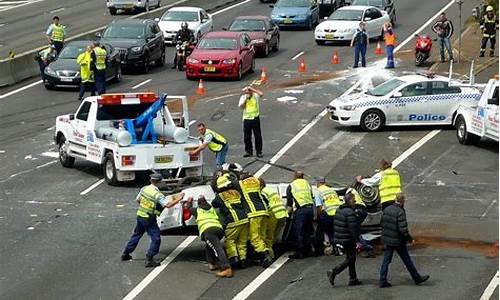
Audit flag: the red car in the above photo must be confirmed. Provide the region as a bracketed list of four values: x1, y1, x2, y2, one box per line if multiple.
[185, 31, 255, 80]
[225, 16, 280, 57]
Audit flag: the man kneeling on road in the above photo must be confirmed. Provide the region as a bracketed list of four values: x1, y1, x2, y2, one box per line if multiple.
[122, 174, 183, 267]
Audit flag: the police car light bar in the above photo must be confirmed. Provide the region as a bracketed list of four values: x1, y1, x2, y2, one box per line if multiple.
[98, 92, 157, 105]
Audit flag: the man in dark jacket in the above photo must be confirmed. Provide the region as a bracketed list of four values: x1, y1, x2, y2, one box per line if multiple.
[379, 194, 429, 288]
[326, 193, 362, 286]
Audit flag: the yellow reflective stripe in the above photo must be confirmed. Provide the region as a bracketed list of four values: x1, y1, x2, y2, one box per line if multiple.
[137, 185, 162, 216]
[262, 187, 287, 219]
[379, 168, 402, 203]
[291, 179, 313, 207]
[197, 207, 222, 236]
[205, 129, 226, 152]
[94, 47, 107, 70]
[243, 95, 259, 120]
[51, 25, 65, 41]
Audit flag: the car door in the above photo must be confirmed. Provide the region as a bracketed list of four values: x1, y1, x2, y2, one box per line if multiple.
[71, 101, 92, 151]
[310, 0, 319, 24]
[364, 8, 384, 37]
[146, 23, 162, 60]
[267, 19, 279, 47]
[239, 34, 250, 69]
[428, 81, 463, 123]
[387, 81, 431, 124]
[485, 86, 499, 138]
[103, 44, 115, 80]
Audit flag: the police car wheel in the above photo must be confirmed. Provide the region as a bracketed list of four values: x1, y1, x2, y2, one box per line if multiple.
[58, 136, 75, 168]
[103, 152, 119, 186]
[361, 110, 385, 131]
[456, 116, 480, 145]
[109, 8, 117, 15]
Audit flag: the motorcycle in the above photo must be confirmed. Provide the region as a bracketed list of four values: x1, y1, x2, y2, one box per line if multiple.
[175, 40, 193, 71]
[414, 34, 433, 67]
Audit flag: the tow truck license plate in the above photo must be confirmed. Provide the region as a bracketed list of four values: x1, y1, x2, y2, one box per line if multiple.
[284, 18, 293, 24]
[155, 155, 173, 164]
[204, 66, 216, 72]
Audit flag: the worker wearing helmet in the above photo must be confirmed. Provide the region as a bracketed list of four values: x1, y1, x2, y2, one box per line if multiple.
[260, 178, 288, 259]
[480, 6, 498, 57]
[172, 22, 195, 68]
[211, 173, 250, 269]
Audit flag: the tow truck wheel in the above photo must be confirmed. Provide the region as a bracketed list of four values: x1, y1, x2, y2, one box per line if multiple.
[103, 152, 119, 186]
[361, 109, 385, 131]
[109, 8, 117, 15]
[58, 136, 75, 168]
[456, 116, 480, 145]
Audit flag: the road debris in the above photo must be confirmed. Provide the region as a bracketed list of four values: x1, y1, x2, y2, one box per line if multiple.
[289, 277, 303, 284]
[436, 180, 446, 186]
[284, 89, 304, 94]
[277, 96, 298, 103]
[388, 135, 400, 140]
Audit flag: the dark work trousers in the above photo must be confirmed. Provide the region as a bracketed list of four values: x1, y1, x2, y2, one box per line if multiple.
[292, 205, 314, 254]
[317, 213, 334, 243]
[333, 243, 357, 279]
[79, 81, 96, 100]
[380, 244, 422, 283]
[38, 60, 47, 81]
[353, 43, 367, 67]
[480, 36, 496, 54]
[202, 227, 230, 269]
[124, 216, 161, 258]
[52, 41, 64, 55]
[243, 117, 263, 155]
[94, 69, 106, 95]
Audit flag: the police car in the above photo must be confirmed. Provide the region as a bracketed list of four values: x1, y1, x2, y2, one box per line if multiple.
[327, 74, 482, 131]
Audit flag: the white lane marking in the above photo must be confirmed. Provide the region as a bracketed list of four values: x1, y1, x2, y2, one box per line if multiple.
[41, 151, 59, 158]
[211, 0, 253, 16]
[480, 270, 499, 300]
[480, 200, 497, 219]
[36, 160, 57, 169]
[131, 79, 152, 90]
[0, 0, 44, 12]
[0, 80, 42, 99]
[80, 179, 105, 196]
[188, 119, 197, 126]
[49, 7, 64, 13]
[0, 159, 58, 183]
[206, 93, 238, 103]
[392, 130, 441, 167]
[291, 51, 304, 61]
[122, 236, 197, 300]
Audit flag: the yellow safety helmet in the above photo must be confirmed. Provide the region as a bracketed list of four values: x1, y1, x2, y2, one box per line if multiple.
[486, 6, 494, 12]
[216, 173, 231, 189]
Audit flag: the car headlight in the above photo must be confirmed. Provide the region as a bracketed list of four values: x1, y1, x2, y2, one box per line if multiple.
[339, 105, 356, 111]
[271, 14, 278, 18]
[222, 58, 236, 65]
[315, 28, 324, 33]
[131, 46, 142, 53]
[340, 28, 355, 33]
[187, 57, 199, 64]
[44, 67, 56, 76]
[254, 39, 265, 44]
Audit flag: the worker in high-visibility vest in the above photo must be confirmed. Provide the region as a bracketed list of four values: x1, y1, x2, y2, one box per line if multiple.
[238, 86, 264, 158]
[356, 159, 402, 210]
[260, 178, 288, 259]
[92, 41, 108, 95]
[34, 44, 56, 81]
[211, 173, 250, 269]
[184, 195, 233, 278]
[77, 45, 96, 101]
[480, 6, 498, 57]
[122, 173, 184, 268]
[45, 16, 66, 55]
[314, 177, 343, 256]
[383, 22, 396, 69]
[190, 123, 228, 167]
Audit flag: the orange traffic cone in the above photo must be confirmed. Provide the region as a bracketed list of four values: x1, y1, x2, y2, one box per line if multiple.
[298, 58, 307, 73]
[260, 68, 268, 84]
[375, 42, 384, 55]
[196, 79, 206, 95]
[331, 51, 340, 65]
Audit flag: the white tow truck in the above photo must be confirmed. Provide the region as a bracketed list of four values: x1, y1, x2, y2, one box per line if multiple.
[454, 76, 499, 145]
[54, 92, 203, 185]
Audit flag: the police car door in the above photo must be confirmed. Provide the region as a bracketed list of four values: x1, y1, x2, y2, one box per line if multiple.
[485, 86, 499, 139]
[428, 81, 463, 124]
[389, 81, 430, 124]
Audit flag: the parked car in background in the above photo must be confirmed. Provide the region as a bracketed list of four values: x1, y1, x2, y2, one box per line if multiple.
[185, 31, 255, 80]
[351, 0, 396, 24]
[44, 40, 121, 90]
[99, 19, 165, 73]
[224, 16, 280, 57]
[156, 6, 213, 45]
[270, 0, 320, 30]
[105, 0, 161, 15]
[318, 0, 345, 19]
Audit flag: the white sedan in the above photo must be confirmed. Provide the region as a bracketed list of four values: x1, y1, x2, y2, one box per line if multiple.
[327, 74, 482, 131]
[314, 5, 389, 44]
[156, 6, 213, 45]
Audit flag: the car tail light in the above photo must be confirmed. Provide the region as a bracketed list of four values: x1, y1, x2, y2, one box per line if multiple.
[184, 147, 199, 161]
[121, 155, 136, 166]
[182, 207, 192, 221]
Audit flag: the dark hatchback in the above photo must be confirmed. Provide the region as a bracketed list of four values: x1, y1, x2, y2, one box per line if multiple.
[224, 16, 279, 57]
[99, 19, 165, 73]
[44, 40, 121, 90]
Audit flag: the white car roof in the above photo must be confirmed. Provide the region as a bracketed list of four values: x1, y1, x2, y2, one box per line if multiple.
[167, 6, 203, 12]
[397, 74, 450, 84]
[337, 5, 374, 11]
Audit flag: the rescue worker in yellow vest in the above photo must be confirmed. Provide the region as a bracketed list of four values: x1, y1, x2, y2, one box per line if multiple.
[122, 173, 183, 267]
[92, 41, 108, 95]
[184, 195, 233, 278]
[77, 45, 96, 101]
[286, 171, 315, 259]
[314, 177, 343, 256]
[211, 173, 250, 269]
[480, 6, 498, 57]
[238, 86, 264, 158]
[259, 178, 288, 259]
[356, 159, 402, 210]
[45, 16, 66, 55]
[383, 22, 396, 69]
[190, 123, 228, 167]
[232, 172, 273, 267]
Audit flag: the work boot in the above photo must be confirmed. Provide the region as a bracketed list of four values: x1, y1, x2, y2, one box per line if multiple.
[208, 262, 218, 271]
[243, 153, 252, 158]
[480, 51, 485, 57]
[415, 275, 430, 285]
[326, 269, 336, 286]
[256, 153, 263, 158]
[216, 267, 233, 278]
[229, 257, 240, 269]
[261, 252, 273, 268]
[239, 259, 248, 269]
[379, 281, 392, 288]
[288, 251, 304, 259]
[121, 253, 132, 261]
[145, 256, 160, 268]
[348, 279, 363, 286]
[490, 51, 495, 57]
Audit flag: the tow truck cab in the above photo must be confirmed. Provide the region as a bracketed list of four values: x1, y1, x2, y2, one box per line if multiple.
[54, 92, 203, 185]
[454, 77, 499, 145]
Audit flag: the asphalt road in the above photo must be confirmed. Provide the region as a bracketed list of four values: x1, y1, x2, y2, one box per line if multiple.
[0, 0, 498, 299]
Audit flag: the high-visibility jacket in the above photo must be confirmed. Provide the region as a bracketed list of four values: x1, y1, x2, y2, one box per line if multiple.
[242, 95, 260, 120]
[77, 51, 94, 82]
[379, 168, 402, 204]
[136, 185, 163, 218]
[384, 32, 396, 46]
[196, 207, 223, 236]
[218, 189, 248, 228]
[261, 186, 288, 219]
[94, 46, 107, 70]
[318, 184, 342, 216]
[481, 15, 498, 37]
[347, 187, 366, 207]
[38, 47, 53, 61]
[204, 128, 226, 152]
[290, 178, 314, 208]
[51, 24, 65, 42]
[238, 176, 268, 218]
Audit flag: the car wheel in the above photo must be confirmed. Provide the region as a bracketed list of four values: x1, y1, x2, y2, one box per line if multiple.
[113, 65, 122, 83]
[103, 152, 119, 186]
[109, 8, 117, 15]
[456, 116, 480, 145]
[316, 39, 325, 45]
[156, 50, 165, 66]
[360, 109, 385, 131]
[273, 37, 280, 51]
[236, 62, 243, 81]
[58, 136, 75, 168]
[142, 54, 150, 74]
[44, 82, 55, 90]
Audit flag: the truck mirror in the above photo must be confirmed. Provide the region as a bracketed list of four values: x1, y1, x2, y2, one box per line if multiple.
[69, 114, 75, 120]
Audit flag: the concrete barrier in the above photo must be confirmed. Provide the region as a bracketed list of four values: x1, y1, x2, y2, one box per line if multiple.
[0, 0, 242, 87]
